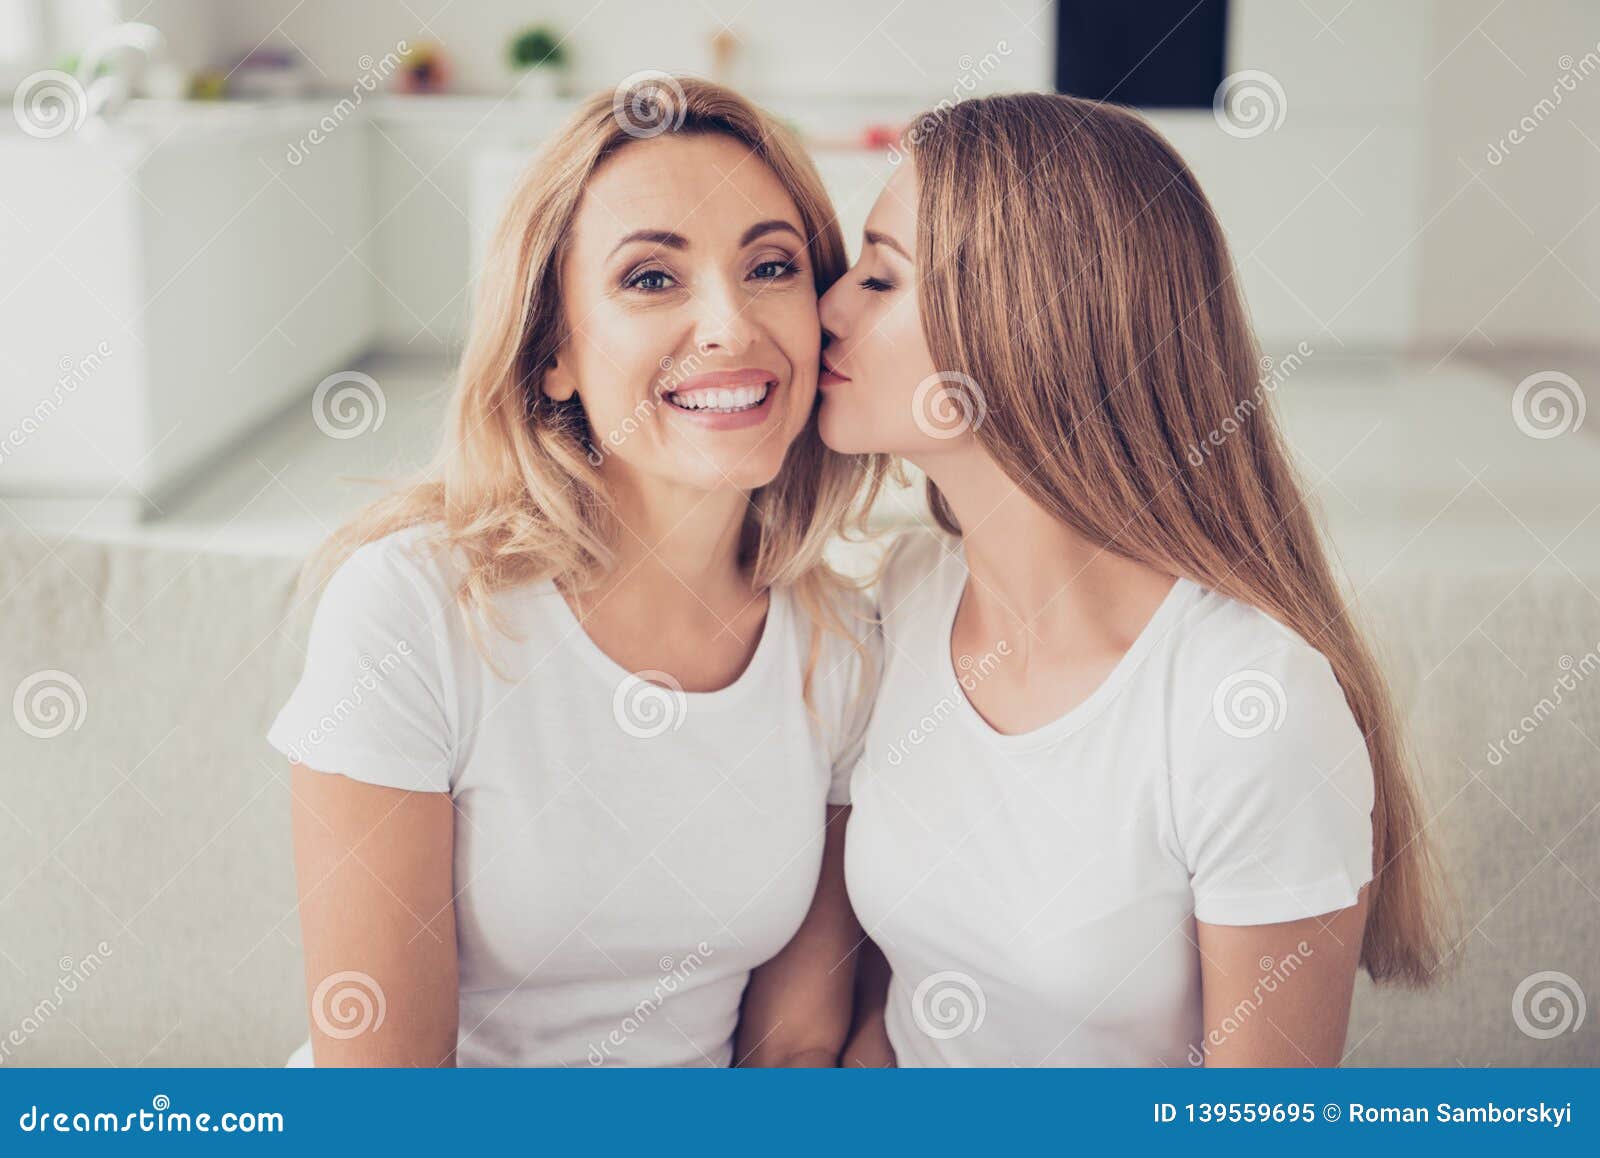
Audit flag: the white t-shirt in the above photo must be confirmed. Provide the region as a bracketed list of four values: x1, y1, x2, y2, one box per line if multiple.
[267, 523, 876, 1067]
[843, 530, 1375, 1067]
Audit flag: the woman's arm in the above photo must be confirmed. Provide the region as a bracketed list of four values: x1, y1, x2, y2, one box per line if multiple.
[735, 804, 859, 1066]
[839, 936, 895, 1067]
[1194, 885, 1370, 1066]
[290, 762, 459, 1066]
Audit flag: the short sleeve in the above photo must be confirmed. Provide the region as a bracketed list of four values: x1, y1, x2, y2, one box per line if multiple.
[820, 594, 884, 807]
[1171, 642, 1375, 925]
[267, 537, 457, 793]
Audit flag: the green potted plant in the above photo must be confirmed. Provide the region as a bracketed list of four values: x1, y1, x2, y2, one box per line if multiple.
[507, 26, 566, 99]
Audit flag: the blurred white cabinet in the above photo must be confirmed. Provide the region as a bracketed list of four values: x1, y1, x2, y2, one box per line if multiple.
[0, 103, 375, 524]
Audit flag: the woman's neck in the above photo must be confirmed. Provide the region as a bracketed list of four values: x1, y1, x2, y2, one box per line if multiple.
[915, 445, 1175, 659]
[578, 469, 756, 619]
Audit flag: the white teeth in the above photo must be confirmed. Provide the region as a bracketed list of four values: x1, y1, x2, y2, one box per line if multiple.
[667, 382, 771, 412]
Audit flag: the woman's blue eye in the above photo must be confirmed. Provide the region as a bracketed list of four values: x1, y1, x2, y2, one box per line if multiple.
[752, 259, 799, 281]
[626, 269, 674, 291]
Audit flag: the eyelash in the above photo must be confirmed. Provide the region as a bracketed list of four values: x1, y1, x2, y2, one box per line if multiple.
[622, 258, 803, 293]
[859, 276, 894, 292]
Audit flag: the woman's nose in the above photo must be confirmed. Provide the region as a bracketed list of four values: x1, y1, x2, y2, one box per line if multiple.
[818, 281, 847, 339]
[693, 281, 758, 354]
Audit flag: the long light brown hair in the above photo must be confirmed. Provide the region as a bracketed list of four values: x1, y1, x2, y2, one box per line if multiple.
[909, 92, 1448, 985]
[304, 78, 885, 688]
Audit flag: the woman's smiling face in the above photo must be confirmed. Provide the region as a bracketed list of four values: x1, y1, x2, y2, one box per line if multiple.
[816, 161, 947, 458]
[544, 132, 823, 496]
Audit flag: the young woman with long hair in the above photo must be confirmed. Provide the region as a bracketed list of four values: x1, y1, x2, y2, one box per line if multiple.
[266, 78, 884, 1067]
[820, 92, 1449, 1067]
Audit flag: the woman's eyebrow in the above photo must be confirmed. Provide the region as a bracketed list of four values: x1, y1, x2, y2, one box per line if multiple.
[607, 228, 689, 259]
[606, 220, 801, 259]
[863, 229, 911, 260]
[738, 219, 804, 247]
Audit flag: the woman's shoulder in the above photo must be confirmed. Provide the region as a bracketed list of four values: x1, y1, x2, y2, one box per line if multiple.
[323, 521, 459, 603]
[1163, 582, 1360, 752]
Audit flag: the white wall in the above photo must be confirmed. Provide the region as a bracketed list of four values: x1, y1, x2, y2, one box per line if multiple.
[1415, 0, 1600, 355]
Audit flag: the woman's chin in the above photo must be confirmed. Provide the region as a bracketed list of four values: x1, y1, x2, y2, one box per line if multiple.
[818, 407, 870, 456]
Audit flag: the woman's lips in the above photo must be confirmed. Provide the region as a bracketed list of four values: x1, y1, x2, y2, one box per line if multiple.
[660, 368, 781, 432]
[819, 358, 851, 390]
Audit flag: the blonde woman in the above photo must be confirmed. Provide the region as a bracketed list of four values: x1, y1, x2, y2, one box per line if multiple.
[820, 93, 1448, 1067]
[266, 79, 883, 1067]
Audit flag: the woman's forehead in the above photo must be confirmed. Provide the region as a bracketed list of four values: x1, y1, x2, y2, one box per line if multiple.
[577, 134, 802, 253]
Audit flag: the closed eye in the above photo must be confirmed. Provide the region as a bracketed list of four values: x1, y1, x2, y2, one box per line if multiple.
[859, 276, 894, 292]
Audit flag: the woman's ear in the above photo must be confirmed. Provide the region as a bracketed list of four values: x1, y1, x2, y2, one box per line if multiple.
[542, 355, 577, 403]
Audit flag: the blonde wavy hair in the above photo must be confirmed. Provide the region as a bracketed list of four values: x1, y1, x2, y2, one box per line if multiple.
[302, 77, 884, 689]
[907, 93, 1451, 986]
